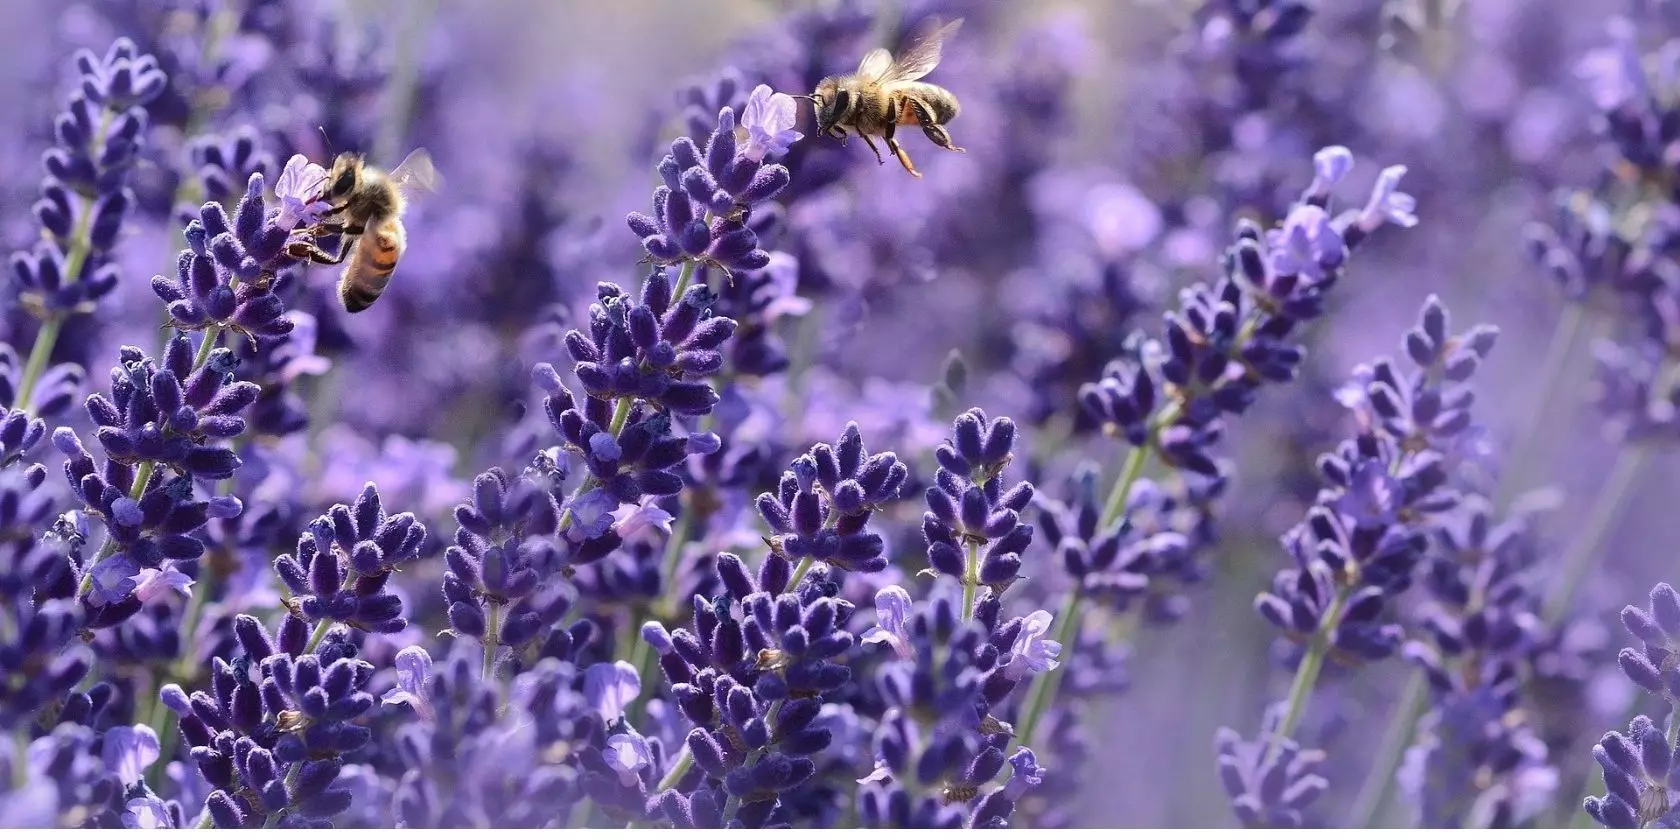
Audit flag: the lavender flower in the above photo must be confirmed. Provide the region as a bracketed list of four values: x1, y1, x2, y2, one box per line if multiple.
[646, 555, 855, 827]
[922, 408, 1034, 617]
[740, 84, 803, 162]
[755, 422, 907, 577]
[564, 272, 737, 416]
[1586, 715, 1680, 828]
[1215, 707, 1329, 828]
[10, 39, 165, 322]
[627, 104, 791, 275]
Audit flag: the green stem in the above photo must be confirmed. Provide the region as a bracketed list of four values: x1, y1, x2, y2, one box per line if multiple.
[788, 556, 815, 591]
[18, 108, 116, 413]
[1098, 440, 1153, 527]
[555, 397, 634, 533]
[1012, 589, 1082, 750]
[303, 617, 334, 656]
[1348, 669, 1427, 826]
[671, 259, 699, 302]
[193, 325, 222, 370]
[11, 728, 26, 788]
[608, 396, 633, 437]
[1494, 303, 1585, 510]
[372, 0, 436, 167]
[482, 602, 502, 680]
[129, 460, 156, 498]
[1541, 445, 1650, 624]
[16, 318, 63, 414]
[960, 540, 979, 623]
[143, 561, 219, 789]
[1015, 440, 1154, 750]
[623, 509, 693, 723]
[1265, 588, 1351, 761]
[657, 746, 693, 793]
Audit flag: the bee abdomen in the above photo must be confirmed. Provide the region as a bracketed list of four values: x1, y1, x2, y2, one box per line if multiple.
[896, 83, 960, 124]
[339, 221, 405, 314]
[339, 280, 383, 313]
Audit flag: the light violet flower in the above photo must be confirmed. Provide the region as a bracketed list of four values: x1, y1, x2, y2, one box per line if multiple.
[758, 252, 813, 321]
[1358, 165, 1418, 231]
[277, 311, 332, 382]
[130, 561, 192, 604]
[741, 84, 803, 162]
[1266, 205, 1345, 280]
[89, 552, 140, 607]
[380, 646, 435, 722]
[1005, 610, 1062, 680]
[124, 794, 172, 829]
[612, 500, 674, 545]
[273, 153, 332, 229]
[603, 733, 652, 787]
[860, 585, 913, 659]
[102, 725, 160, 786]
[1574, 20, 1646, 112]
[584, 661, 641, 724]
[1003, 748, 1045, 799]
[565, 487, 618, 542]
[1307, 145, 1354, 197]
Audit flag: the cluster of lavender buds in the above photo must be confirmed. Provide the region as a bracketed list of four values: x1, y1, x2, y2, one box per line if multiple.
[1220, 295, 1499, 827]
[628, 85, 796, 279]
[11, 0, 1680, 829]
[1584, 583, 1680, 828]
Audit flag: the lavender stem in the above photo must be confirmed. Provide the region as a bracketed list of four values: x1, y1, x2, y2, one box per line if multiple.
[1016, 439, 1153, 749]
[17, 105, 116, 413]
[657, 746, 693, 792]
[482, 602, 502, 680]
[1266, 587, 1352, 762]
[1542, 445, 1651, 624]
[960, 540, 979, 622]
[1494, 302, 1587, 510]
[1348, 671, 1427, 826]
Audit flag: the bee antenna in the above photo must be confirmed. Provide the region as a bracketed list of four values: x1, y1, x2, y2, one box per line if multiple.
[317, 126, 335, 156]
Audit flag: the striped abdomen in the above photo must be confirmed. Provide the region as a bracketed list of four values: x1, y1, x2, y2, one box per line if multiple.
[338, 218, 406, 313]
[893, 82, 960, 125]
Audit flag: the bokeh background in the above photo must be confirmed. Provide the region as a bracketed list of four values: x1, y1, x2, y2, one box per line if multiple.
[4, 0, 1676, 827]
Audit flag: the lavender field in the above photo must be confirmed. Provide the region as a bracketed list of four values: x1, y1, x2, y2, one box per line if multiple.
[4, 0, 1680, 829]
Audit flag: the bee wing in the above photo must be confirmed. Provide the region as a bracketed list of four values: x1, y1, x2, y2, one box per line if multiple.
[880, 17, 963, 83]
[387, 148, 441, 200]
[856, 47, 894, 81]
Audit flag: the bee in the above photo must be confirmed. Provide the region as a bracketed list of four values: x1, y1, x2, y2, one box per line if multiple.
[807, 17, 965, 178]
[301, 148, 439, 313]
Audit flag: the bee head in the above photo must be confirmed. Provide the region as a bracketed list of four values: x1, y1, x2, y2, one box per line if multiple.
[323, 152, 364, 203]
[810, 77, 848, 136]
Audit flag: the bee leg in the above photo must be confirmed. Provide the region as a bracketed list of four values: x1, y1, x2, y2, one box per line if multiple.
[287, 236, 356, 266]
[859, 133, 887, 166]
[912, 100, 965, 152]
[312, 221, 365, 238]
[884, 136, 922, 178]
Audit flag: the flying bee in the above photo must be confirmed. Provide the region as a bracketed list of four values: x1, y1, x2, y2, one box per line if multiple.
[297, 148, 439, 313]
[805, 17, 965, 178]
